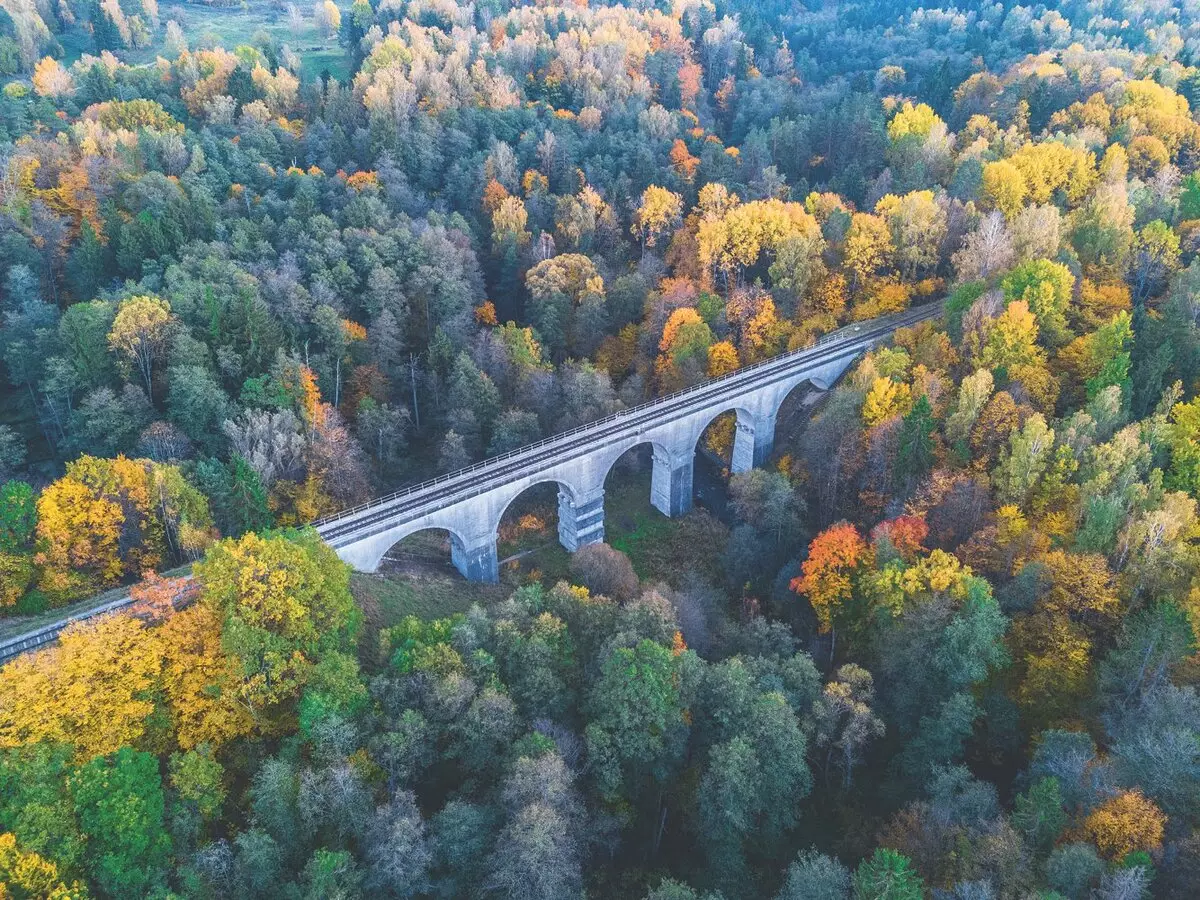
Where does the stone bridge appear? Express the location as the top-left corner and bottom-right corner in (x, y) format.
(315, 303), (941, 581)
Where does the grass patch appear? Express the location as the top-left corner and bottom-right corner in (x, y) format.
(604, 473), (730, 587)
(624, 510), (730, 587)
(158, 1), (339, 51)
(351, 570), (502, 671)
(58, 2), (352, 80)
(499, 540), (572, 587)
(351, 570), (498, 631)
(300, 48), (352, 81)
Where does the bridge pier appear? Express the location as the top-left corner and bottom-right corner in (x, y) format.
(651, 445), (693, 517)
(317, 308), (930, 583)
(558, 486), (605, 551)
(450, 532), (499, 583)
(731, 409), (777, 474)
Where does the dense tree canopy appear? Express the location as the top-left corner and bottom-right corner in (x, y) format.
(4, 0), (1200, 896)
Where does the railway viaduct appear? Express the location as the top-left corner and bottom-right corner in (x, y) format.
(0, 302), (942, 665)
(315, 302), (941, 582)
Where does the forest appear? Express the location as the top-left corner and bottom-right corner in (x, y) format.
(4, 0), (1200, 897)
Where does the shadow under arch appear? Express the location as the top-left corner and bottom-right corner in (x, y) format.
(493, 476), (583, 532)
(767, 373), (825, 456)
(598, 438), (673, 535)
(336, 518), (479, 578)
(598, 437), (672, 491)
(376, 525), (465, 576)
(491, 477), (586, 570)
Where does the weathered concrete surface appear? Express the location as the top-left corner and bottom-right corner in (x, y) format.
(317, 305), (939, 581)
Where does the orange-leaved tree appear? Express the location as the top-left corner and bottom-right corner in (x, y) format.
(870, 515), (929, 560)
(656, 308), (714, 392)
(792, 522), (871, 661)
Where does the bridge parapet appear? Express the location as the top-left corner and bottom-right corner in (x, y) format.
(317, 302), (943, 582)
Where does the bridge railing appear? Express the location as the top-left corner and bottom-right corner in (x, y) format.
(314, 300), (943, 529)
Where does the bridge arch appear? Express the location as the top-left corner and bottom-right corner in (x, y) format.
(489, 475), (602, 571)
(689, 399), (783, 478)
(596, 438), (676, 529)
(689, 404), (757, 453)
(596, 437), (673, 491)
(687, 404), (753, 469)
(493, 477), (576, 536)
(331, 517), (476, 576)
(317, 304), (923, 583)
(374, 525), (466, 575)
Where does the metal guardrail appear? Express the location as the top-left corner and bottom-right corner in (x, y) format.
(0, 301), (943, 665)
(315, 301), (942, 534)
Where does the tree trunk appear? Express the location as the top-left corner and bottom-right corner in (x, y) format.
(651, 796), (668, 860)
(409, 353), (421, 429)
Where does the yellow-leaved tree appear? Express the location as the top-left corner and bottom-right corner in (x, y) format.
(1082, 790), (1167, 860)
(697, 197), (820, 287)
(31, 56), (74, 100)
(977, 300), (1043, 371)
(707, 340), (740, 377)
(862, 377), (913, 427)
(107, 295), (175, 394)
(194, 529), (360, 728)
(887, 101), (941, 142)
(841, 213), (894, 295)
(35, 455), (214, 604)
(158, 602), (256, 750)
(981, 160), (1028, 219)
(0, 614), (160, 760)
(314, 0), (341, 40)
(632, 185), (684, 253)
(0, 832), (88, 899)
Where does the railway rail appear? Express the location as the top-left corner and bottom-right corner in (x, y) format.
(0, 300), (942, 665)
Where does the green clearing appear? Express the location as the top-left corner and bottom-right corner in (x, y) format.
(59, 1), (352, 81)
(604, 471), (730, 587)
(500, 539), (572, 585)
(298, 46), (351, 81)
(604, 473), (677, 575)
(351, 569), (501, 629)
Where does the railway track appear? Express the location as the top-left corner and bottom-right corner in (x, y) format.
(0, 300), (942, 665)
(317, 301), (941, 546)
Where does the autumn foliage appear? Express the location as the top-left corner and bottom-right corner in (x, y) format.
(3, 0), (1200, 895)
(792, 523), (870, 633)
(34, 456), (214, 604)
(1082, 791), (1166, 860)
